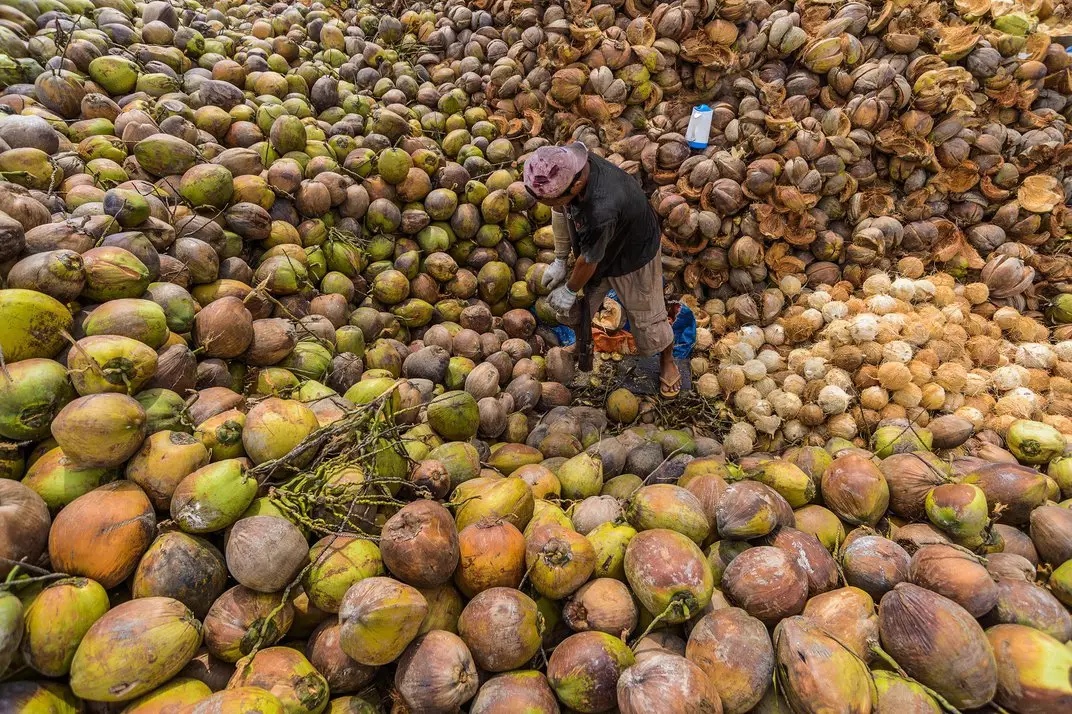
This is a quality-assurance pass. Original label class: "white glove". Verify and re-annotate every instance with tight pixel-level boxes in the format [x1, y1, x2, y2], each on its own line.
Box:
[548, 284, 577, 313]
[541, 258, 568, 291]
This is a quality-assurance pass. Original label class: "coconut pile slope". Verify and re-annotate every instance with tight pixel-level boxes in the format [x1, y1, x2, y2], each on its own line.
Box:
[0, 0, 1069, 712]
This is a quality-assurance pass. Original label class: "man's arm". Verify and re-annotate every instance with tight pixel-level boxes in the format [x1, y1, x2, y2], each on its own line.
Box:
[567, 256, 598, 293]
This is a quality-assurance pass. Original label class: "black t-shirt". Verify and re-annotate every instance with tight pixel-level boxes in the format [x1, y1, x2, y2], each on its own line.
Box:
[563, 154, 661, 281]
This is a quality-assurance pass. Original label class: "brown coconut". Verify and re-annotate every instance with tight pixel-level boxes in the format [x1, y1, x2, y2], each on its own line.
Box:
[985, 553, 1036, 582]
[686, 607, 773, 714]
[617, 652, 723, 714]
[878, 582, 997, 709]
[203, 585, 294, 663]
[722, 546, 808, 626]
[764, 527, 839, 596]
[892, 523, 952, 553]
[406, 459, 451, 500]
[993, 523, 1040, 565]
[879, 452, 950, 520]
[454, 520, 526, 598]
[1029, 505, 1072, 565]
[984, 577, 1072, 642]
[48, 481, 155, 588]
[225, 516, 308, 593]
[715, 481, 794, 540]
[193, 296, 253, 359]
[394, 631, 479, 713]
[457, 587, 542, 672]
[306, 618, 377, 694]
[178, 648, 236, 692]
[774, 616, 876, 714]
[820, 453, 889, 526]
[960, 462, 1049, 525]
[908, 544, 998, 617]
[379, 500, 459, 588]
[0, 480, 50, 578]
[562, 577, 638, 638]
[801, 587, 878, 661]
[841, 535, 911, 601]
[470, 671, 559, 714]
[133, 531, 227, 620]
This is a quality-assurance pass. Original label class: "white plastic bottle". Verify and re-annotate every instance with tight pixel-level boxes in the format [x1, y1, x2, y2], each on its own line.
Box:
[686, 104, 713, 150]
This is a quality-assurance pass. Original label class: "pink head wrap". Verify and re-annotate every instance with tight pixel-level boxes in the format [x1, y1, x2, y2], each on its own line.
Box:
[523, 143, 588, 199]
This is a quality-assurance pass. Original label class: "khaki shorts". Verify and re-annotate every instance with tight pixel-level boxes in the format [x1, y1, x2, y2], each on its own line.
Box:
[563, 256, 674, 356]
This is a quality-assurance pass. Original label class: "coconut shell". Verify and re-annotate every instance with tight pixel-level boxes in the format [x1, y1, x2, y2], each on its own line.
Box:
[458, 587, 542, 672]
[878, 582, 997, 709]
[132, 531, 227, 620]
[909, 544, 998, 617]
[380, 500, 459, 588]
[686, 607, 773, 714]
[0, 480, 50, 578]
[984, 577, 1072, 642]
[821, 453, 889, 526]
[203, 586, 294, 663]
[1029, 505, 1072, 565]
[774, 616, 876, 714]
[801, 587, 878, 662]
[546, 631, 635, 713]
[306, 619, 378, 694]
[226, 647, 328, 714]
[842, 535, 910, 601]
[225, 516, 308, 593]
[721, 545, 808, 625]
[764, 526, 839, 596]
[395, 630, 479, 713]
[987, 623, 1072, 713]
[48, 481, 155, 588]
[69, 597, 202, 703]
[617, 652, 723, 714]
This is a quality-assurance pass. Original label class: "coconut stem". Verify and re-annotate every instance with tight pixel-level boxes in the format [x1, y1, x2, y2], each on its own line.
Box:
[628, 599, 680, 651]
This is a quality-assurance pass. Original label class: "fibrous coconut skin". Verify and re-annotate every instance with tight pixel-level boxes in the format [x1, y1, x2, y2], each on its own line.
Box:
[616, 652, 723, 714]
[774, 616, 876, 714]
[878, 583, 998, 709]
[686, 607, 774, 714]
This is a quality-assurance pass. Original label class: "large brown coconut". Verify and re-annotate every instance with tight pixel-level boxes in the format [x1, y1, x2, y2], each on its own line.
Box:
[188, 387, 244, 426]
[338, 577, 428, 666]
[960, 462, 1049, 526]
[985, 553, 1036, 582]
[721, 546, 808, 626]
[774, 616, 876, 714]
[984, 577, 1072, 642]
[457, 587, 542, 672]
[617, 652, 723, 714]
[878, 582, 997, 709]
[306, 618, 378, 694]
[454, 520, 526, 598]
[0, 480, 50, 578]
[764, 527, 839, 596]
[680, 472, 728, 538]
[986, 623, 1072, 713]
[226, 646, 328, 714]
[179, 648, 236, 692]
[193, 296, 253, 359]
[203, 585, 294, 663]
[993, 523, 1040, 565]
[892, 523, 953, 553]
[879, 452, 951, 520]
[394, 630, 479, 713]
[686, 607, 773, 714]
[244, 318, 297, 366]
[48, 481, 154, 588]
[562, 577, 638, 638]
[470, 671, 559, 714]
[379, 500, 459, 588]
[546, 631, 635, 713]
[801, 587, 878, 661]
[624, 528, 714, 624]
[841, 535, 911, 600]
[406, 459, 451, 500]
[525, 523, 596, 601]
[133, 531, 227, 619]
[1029, 505, 1072, 565]
[820, 453, 889, 526]
[714, 481, 793, 540]
[225, 516, 308, 593]
[909, 544, 998, 617]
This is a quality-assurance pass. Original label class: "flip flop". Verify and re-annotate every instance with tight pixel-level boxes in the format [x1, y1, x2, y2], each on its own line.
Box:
[659, 370, 681, 399]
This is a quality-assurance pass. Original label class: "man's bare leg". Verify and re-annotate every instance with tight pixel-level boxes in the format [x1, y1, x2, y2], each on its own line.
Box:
[659, 343, 680, 397]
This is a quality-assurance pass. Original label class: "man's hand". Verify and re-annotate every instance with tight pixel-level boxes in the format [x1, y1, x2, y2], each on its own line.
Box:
[548, 284, 577, 313]
[541, 258, 568, 290]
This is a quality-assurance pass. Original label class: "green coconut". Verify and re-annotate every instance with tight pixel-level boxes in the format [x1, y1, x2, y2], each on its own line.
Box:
[872, 670, 942, 713]
[50, 393, 147, 468]
[21, 577, 110, 677]
[557, 452, 604, 501]
[228, 647, 329, 714]
[67, 335, 158, 396]
[775, 616, 876, 714]
[1006, 419, 1067, 465]
[303, 536, 385, 613]
[428, 441, 481, 488]
[546, 631, 634, 713]
[338, 577, 428, 666]
[22, 446, 116, 512]
[626, 484, 710, 544]
[487, 443, 544, 476]
[242, 397, 320, 464]
[526, 523, 596, 600]
[987, 623, 1072, 712]
[925, 483, 989, 541]
[871, 424, 933, 457]
[179, 164, 234, 209]
[0, 289, 72, 362]
[426, 390, 479, 441]
[587, 521, 637, 581]
[0, 358, 74, 441]
[170, 459, 257, 533]
[749, 460, 816, 508]
[455, 477, 535, 531]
